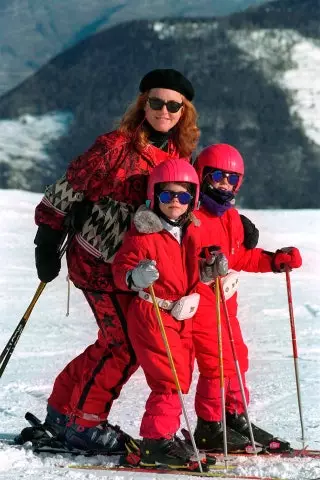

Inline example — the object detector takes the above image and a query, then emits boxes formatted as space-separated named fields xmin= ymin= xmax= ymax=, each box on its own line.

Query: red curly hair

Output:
xmin=118 ymin=92 xmax=200 ymax=157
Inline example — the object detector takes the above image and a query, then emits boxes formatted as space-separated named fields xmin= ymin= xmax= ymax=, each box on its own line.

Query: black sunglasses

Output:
xmin=148 ymin=97 xmax=184 ymax=114
xmin=158 ymin=190 xmax=193 ymax=205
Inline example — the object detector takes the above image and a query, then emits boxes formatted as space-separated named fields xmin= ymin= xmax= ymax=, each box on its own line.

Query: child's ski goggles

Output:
xmin=158 ymin=190 xmax=193 ymax=205
xmin=210 ymin=170 xmax=240 ymax=186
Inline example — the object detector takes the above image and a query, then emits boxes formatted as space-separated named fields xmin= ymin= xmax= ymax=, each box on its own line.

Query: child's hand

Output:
xmin=130 ymin=259 xmax=159 ymax=289
xmin=200 ymin=253 xmax=228 ymax=282
xmin=272 ymin=247 xmax=302 ymax=273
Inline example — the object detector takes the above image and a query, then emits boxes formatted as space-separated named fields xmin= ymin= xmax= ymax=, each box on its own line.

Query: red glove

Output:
xmin=272 ymin=247 xmax=302 ymax=273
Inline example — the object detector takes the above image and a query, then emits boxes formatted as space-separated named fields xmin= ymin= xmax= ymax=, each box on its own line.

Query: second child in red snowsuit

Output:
xmin=113 ymin=158 xmax=214 ymax=467
xmin=192 ymin=144 xmax=302 ymax=453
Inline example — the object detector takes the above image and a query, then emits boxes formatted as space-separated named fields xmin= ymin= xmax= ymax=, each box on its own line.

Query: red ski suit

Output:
xmin=194 ymin=206 xmax=274 ymax=421
xmin=34 ymin=130 xmax=180 ymax=426
xmin=112 ymin=211 xmax=201 ymax=439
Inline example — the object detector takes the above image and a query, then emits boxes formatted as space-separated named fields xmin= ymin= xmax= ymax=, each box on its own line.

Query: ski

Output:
xmin=1 ymin=432 xmax=319 ymax=459
xmin=0 ymin=411 xmax=132 ymax=457
xmin=69 ymin=464 xmax=286 ymax=479
xmin=0 ymin=433 xmax=129 ymax=459
xmin=207 ymin=448 xmax=320 ymax=459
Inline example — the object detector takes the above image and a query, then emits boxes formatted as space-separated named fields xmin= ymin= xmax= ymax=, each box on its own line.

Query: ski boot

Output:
xmin=226 ymin=412 xmax=291 ymax=453
xmin=194 ymin=417 xmax=258 ymax=453
xmin=14 ymin=406 xmax=67 ymax=446
xmin=140 ymin=435 xmax=208 ymax=470
xmin=64 ymin=419 xmax=134 ymax=454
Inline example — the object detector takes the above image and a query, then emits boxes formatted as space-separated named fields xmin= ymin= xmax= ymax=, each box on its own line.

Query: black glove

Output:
xmin=240 ymin=214 xmax=259 ymax=249
xmin=35 ymin=246 xmax=61 ymax=283
xmin=34 ymin=225 xmax=64 ymax=283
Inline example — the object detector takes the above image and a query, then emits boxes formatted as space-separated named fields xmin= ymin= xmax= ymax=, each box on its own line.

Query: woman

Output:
xmin=22 ymin=69 xmax=200 ymax=453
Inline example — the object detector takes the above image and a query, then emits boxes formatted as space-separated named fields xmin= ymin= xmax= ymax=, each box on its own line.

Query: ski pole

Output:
xmin=214 ymin=277 xmax=228 ymax=463
xmin=0 ymin=281 xmax=46 ymax=378
xmin=149 ymin=284 xmax=204 ymax=473
xmin=0 ymin=235 xmax=71 ymax=379
xmin=285 ymin=267 xmax=305 ymax=445
xmin=218 ymin=277 xmax=258 ymax=454
xmin=204 ymin=247 xmax=228 ymax=462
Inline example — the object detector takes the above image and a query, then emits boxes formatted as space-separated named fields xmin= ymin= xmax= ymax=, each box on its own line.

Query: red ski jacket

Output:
xmin=35 ymin=130 xmax=180 ymax=291
xmin=196 ymin=206 xmax=274 ymax=273
xmin=193 ymin=206 xmax=274 ymax=378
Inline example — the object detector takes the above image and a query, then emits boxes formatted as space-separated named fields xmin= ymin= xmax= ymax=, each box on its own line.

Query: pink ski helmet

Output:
xmin=195 ymin=144 xmax=244 ymax=193
xmin=147 ymin=157 xmax=200 ymax=209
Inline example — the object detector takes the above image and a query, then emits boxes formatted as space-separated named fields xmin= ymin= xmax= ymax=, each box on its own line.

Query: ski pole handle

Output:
xmin=205 ymin=246 xmax=218 ymax=265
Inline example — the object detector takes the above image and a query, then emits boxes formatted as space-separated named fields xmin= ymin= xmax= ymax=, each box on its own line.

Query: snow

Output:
xmin=0 ymin=112 xmax=73 ymax=189
xmin=0 ymin=112 xmax=73 ymax=163
xmin=227 ymin=29 xmax=320 ymax=147
xmin=281 ymin=40 xmax=320 ymax=146
xmin=151 ymin=21 xmax=219 ymax=40
xmin=0 ymin=189 xmax=320 ymax=480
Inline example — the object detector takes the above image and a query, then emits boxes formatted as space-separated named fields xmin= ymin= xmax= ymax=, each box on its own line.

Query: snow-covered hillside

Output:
xmin=226 ymin=29 xmax=320 ymax=147
xmin=0 ymin=112 xmax=72 ymax=189
xmin=0 ymin=190 xmax=319 ymax=479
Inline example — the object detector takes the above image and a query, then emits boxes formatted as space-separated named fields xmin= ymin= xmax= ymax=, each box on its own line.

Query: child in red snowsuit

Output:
xmin=112 ymin=157 xmax=224 ymax=467
xmin=192 ymin=144 xmax=302 ymax=453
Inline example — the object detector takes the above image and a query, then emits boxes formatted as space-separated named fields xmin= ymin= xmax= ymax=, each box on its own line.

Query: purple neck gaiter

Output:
xmin=200 ymin=188 xmax=235 ymax=217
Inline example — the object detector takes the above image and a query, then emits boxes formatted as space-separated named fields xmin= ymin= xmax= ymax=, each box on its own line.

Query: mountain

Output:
xmin=0 ymin=0 xmax=269 ymax=96
xmin=0 ymin=0 xmax=319 ymax=208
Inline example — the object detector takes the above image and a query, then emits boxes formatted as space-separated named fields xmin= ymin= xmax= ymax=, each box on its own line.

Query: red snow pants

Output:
xmin=48 ymin=290 xmax=139 ymax=427
xmin=127 ymin=297 xmax=194 ymax=439
xmin=193 ymin=283 xmax=249 ymax=421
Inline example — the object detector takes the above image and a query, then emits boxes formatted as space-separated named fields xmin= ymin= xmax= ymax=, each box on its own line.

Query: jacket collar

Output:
xmin=134 ymin=205 xmax=200 ymax=234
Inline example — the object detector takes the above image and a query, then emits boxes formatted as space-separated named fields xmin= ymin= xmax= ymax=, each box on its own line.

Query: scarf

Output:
xmin=200 ymin=187 xmax=235 ymax=217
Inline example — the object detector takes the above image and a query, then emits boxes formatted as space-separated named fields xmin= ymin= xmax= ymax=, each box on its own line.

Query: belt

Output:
xmin=138 ymin=290 xmax=176 ymax=311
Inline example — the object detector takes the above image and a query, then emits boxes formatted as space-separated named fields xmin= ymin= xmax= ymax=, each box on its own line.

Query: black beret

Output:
xmin=139 ymin=68 xmax=194 ymax=101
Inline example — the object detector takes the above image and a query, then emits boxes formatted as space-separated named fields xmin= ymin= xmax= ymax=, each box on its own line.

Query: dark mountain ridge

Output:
xmin=0 ymin=0 xmax=319 ymax=208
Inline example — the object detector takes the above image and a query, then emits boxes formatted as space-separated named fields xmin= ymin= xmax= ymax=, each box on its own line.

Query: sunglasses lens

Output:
xmin=177 ymin=192 xmax=192 ymax=204
xmin=166 ymin=101 xmax=183 ymax=113
xmin=148 ymin=98 xmax=164 ymax=110
xmin=211 ymin=170 xmax=224 ymax=182
xmin=228 ymin=174 xmax=240 ymax=186
xmin=158 ymin=191 xmax=172 ymax=204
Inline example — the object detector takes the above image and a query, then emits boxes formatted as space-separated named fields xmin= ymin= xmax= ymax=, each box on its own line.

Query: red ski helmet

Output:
xmin=147 ymin=157 xmax=200 ymax=209
xmin=195 ymin=144 xmax=244 ymax=192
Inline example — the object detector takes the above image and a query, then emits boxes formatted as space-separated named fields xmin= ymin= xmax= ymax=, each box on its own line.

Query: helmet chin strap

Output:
xmin=158 ymin=210 xmax=189 ymax=227
xmin=153 ymin=199 xmax=191 ymax=227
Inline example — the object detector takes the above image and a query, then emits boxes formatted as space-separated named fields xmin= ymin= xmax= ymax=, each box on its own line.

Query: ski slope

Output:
xmin=0 ymin=190 xmax=319 ymax=480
